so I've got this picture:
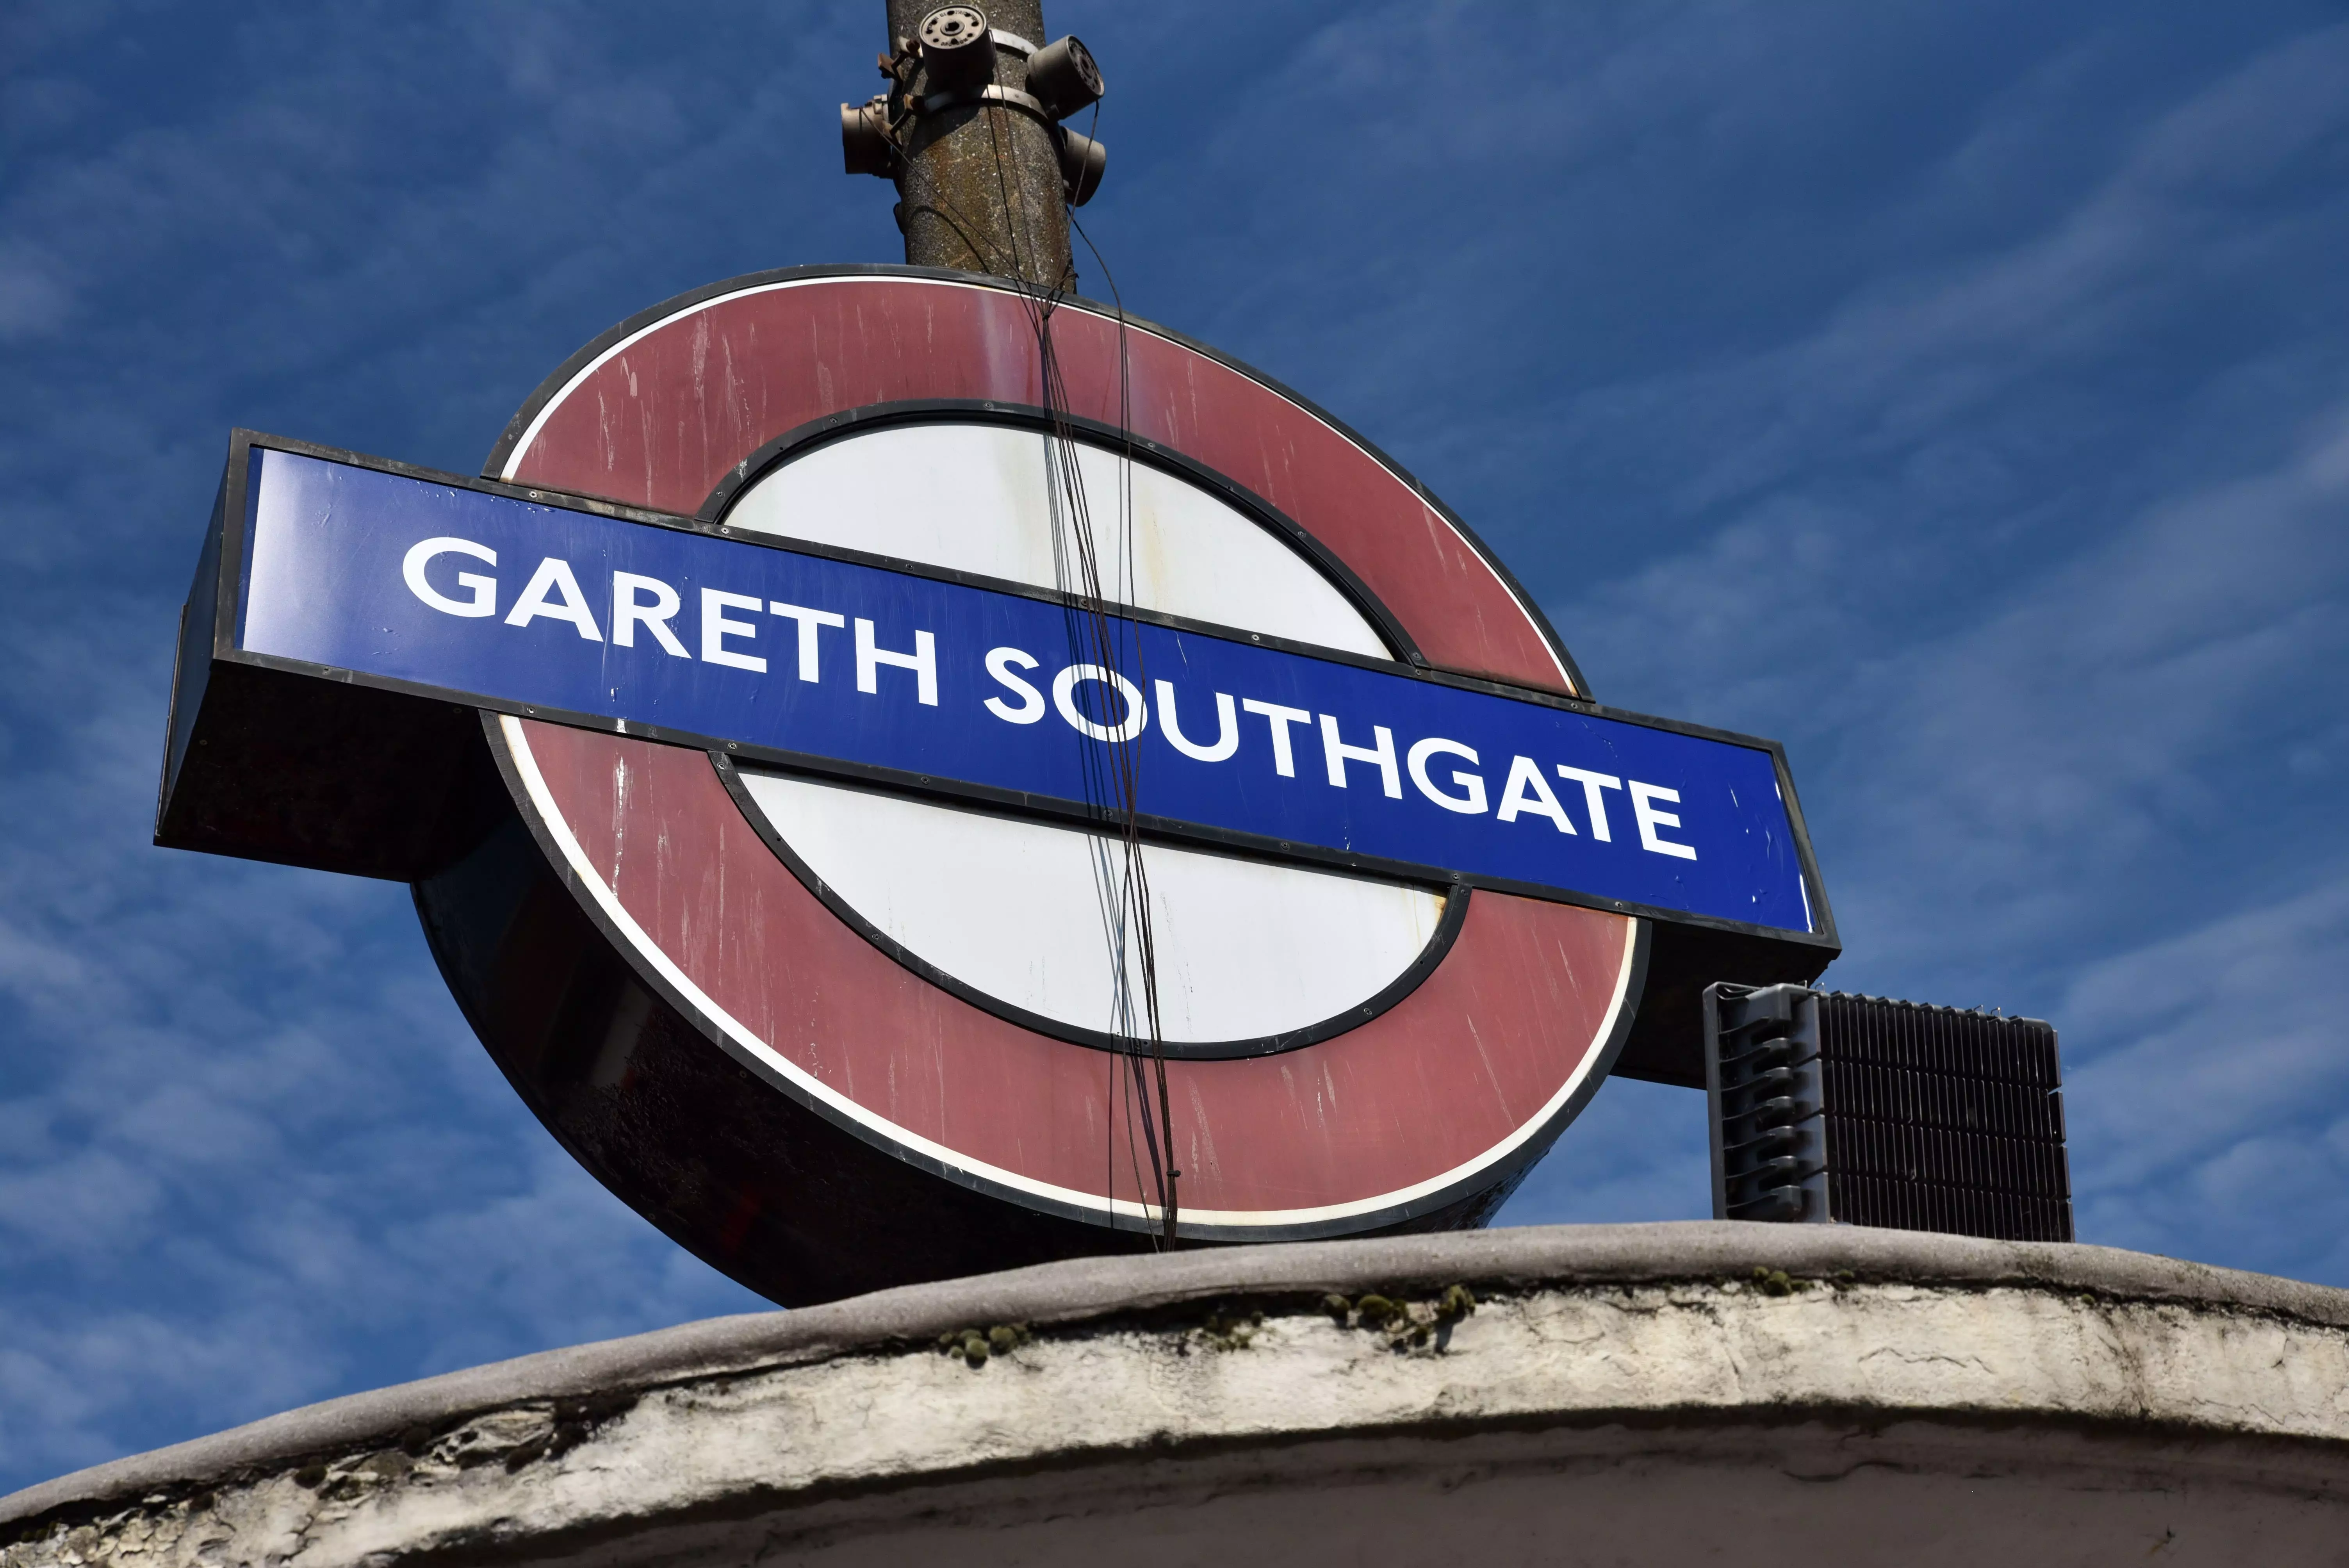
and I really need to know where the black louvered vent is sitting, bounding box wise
[1703,983,2072,1243]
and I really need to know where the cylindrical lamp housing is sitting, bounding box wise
[1057,127,1106,206]
[1027,35,1103,119]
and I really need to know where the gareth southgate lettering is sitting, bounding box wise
[233,444,1816,934]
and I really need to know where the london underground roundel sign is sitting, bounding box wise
[159,266,1836,1306]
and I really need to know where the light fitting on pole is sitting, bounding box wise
[840,96,896,177]
[838,10,1110,207]
[1026,36,1104,121]
[1056,127,1106,206]
[916,5,997,90]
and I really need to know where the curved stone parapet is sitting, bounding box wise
[8,1222,2349,1564]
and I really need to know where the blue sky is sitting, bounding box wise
[4,1,2345,1493]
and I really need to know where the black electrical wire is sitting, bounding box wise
[971,93,1180,1247]
[1060,151,1180,1246]
[884,85,1177,1240]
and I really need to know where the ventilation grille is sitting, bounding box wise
[1704,984,2072,1243]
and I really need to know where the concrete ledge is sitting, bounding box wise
[9,1221,2349,1564]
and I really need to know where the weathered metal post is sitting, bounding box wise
[883,1,1073,289]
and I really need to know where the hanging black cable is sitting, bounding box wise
[975,95,1179,1246]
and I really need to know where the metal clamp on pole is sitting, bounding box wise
[918,83,1052,120]
[842,7,1109,207]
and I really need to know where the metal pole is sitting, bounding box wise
[885,0,1073,290]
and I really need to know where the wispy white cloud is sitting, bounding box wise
[1503,22,2349,1270]
[0,244,71,341]
[0,0,2344,1498]
[1558,22,2349,520]
[0,2,838,1490]
[2064,877,2349,1283]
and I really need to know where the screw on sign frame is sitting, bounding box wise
[159,266,1836,1305]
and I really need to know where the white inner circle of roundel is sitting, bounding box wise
[722,419,1449,1047]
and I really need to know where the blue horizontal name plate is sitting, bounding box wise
[232,445,1820,937]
